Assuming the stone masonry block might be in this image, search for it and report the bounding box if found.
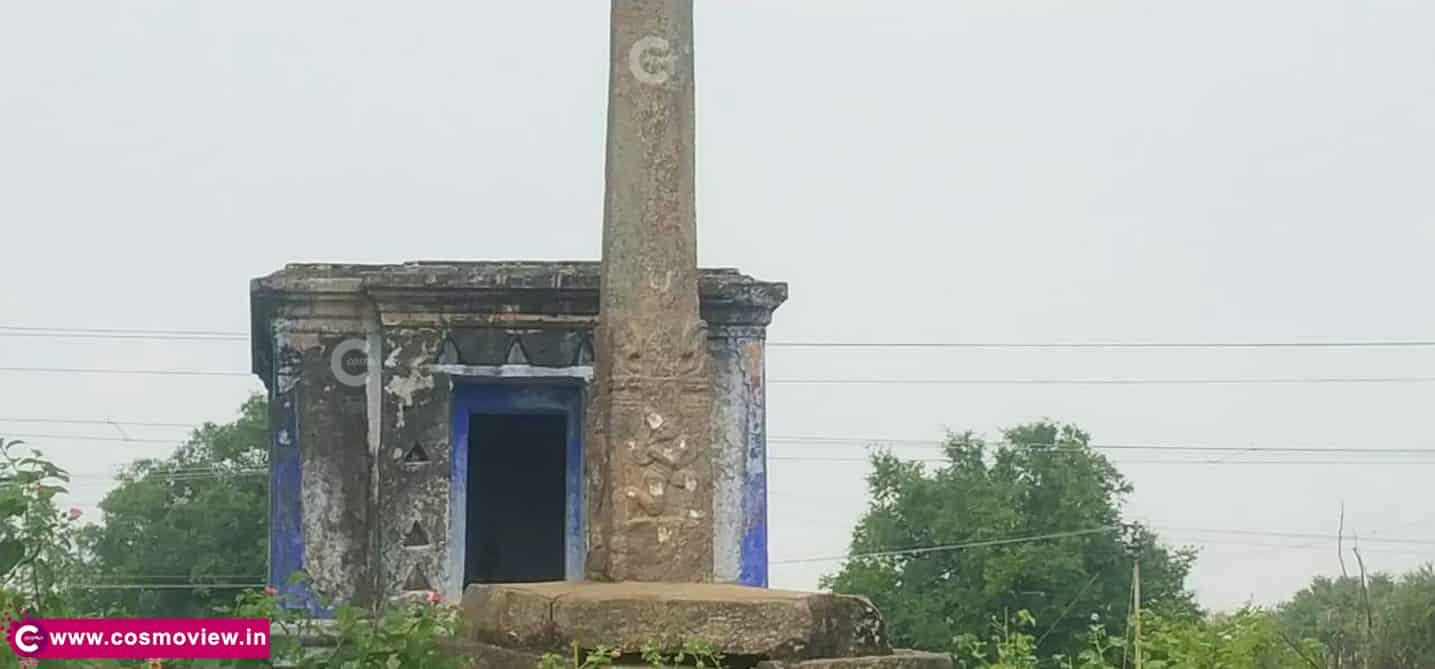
[462,582,891,661]
[758,650,953,669]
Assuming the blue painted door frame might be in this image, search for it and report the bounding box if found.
[447,379,586,594]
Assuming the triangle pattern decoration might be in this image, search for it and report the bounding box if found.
[505,338,529,364]
[401,565,433,592]
[402,442,431,465]
[403,521,431,548]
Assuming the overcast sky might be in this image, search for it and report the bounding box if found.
[3,1,1433,611]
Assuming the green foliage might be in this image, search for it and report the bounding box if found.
[227,579,465,669]
[822,422,1198,660]
[539,639,725,669]
[1379,565,1435,667]
[953,610,1124,669]
[539,644,623,669]
[954,609,1041,669]
[642,639,724,668]
[1278,566,1435,667]
[953,608,1327,669]
[0,436,82,615]
[77,394,269,617]
[1137,607,1325,669]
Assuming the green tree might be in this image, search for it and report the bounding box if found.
[1379,565,1435,667]
[1138,607,1327,669]
[822,422,1198,661]
[1278,574,1384,666]
[1279,566,1435,668]
[78,395,269,617]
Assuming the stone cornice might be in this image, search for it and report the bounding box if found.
[250,261,787,384]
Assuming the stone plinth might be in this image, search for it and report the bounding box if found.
[757,652,953,669]
[457,581,950,669]
[462,582,891,661]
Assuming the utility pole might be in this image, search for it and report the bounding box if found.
[1132,560,1143,669]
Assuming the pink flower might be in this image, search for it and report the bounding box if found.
[264,585,279,597]
[426,591,443,605]
[67,507,83,520]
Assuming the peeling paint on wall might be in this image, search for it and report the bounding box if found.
[383,337,439,430]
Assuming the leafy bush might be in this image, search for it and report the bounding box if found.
[953,607,1327,669]
[0,436,82,616]
[227,580,465,669]
[538,639,725,669]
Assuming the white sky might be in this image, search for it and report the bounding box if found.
[2,2,1433,611]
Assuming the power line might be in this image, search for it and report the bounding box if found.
[0,471,267,489]
[769,456,1435,465]
[769,340,1435,349]
[12,430,1435,463]
[2,433,183,444]
[6,365,1435,386]
[0,367,251,377]
[74,583,265,591]
[770,527,1120,565]
[0,332,248,342]
[0,325,245,337]
[1157,535,1433,558]
[767,526,1434,569]
[10,422,1435,456]
[769,376,1435,386]
[0,417,196,428]
[1153,526,1435,546]
[770,436,1435,455]
[12,429,1435,466]
[9,325,1435,349]
[0,468,265,481]
[1218,514,1435,559]
[76,574,266,581]
[1035,573,1104,648]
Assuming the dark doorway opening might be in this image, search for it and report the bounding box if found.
[465,414,567,585]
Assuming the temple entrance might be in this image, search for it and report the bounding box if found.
[464,413,568,584]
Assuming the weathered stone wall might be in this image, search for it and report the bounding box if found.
[709,325,769,586]
[376,328,450,599]
[270,323,375,610]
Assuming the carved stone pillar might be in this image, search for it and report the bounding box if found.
[587,0,713,582]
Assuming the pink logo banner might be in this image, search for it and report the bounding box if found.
[7,618,270,659]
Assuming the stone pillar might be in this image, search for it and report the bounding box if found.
[587,0,713,582]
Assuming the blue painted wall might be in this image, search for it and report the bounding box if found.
[447,380,586,592]
[269,386,308,606]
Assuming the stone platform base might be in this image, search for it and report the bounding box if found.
[452,641,950,669]
[459,582,950,669]
[757,651,952,669]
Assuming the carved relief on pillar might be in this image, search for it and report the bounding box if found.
[594,318,715,581]
[612,320,707,381]
[583,386,610,580]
